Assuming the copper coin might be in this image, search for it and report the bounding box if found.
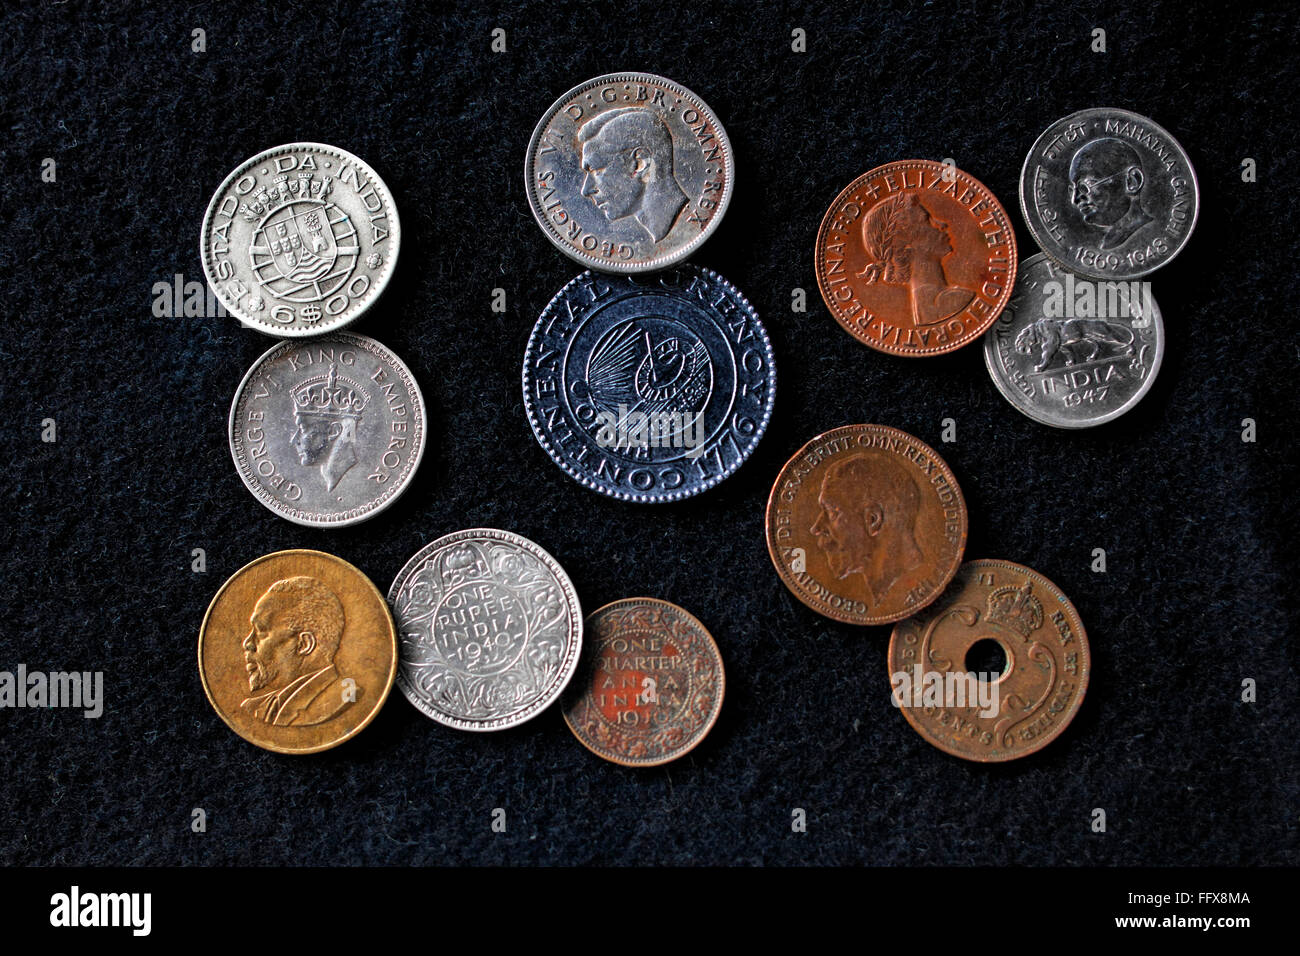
[765,424,967,625]
[562,598,724,767]
[887,559,1090,762]
[814,160,1018,356]
[198,549,397,754]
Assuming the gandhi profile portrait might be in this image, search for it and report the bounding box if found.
[1068,137,1153,249]
[240,575,355,726]
[578,107,688,242]
[858,193,975,327]
[810,453,924,605]
[290,364,368,492]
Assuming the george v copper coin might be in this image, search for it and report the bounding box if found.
[562,598,724,767]
[765,424,967,625]
[887,559,1090,762]
[814,160,1018,356]
[198,549,397,754]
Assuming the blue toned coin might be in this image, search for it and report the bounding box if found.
[522,266,776,503]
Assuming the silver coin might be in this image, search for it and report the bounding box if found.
[201,143,400,336]
[1019,108,1198,280]
[228,332,426,526]
[525,72,734,273]
[983,253,1164,428]
[388,529,583,732]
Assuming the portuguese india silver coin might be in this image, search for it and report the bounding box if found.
[522,265,776,503]
[228,332,426,526]
[1019,108,1198,280]
[525,72,734,273]
[983,253,1164,428]
[201,142,400,336]
[388,529,583,732]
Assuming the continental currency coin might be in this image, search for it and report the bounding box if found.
[525,72,734,272]
[228,332,426,527]
[522,266,775,502]
[388,529,583,732]
[814,160,1018,356]
[198,549,397,754]
[887,559,1090,762]
[1019,108,1198,280]
[200,143,400,336]
[983,253,1164,428]
[562,598,724,767]
[765,424,967,625]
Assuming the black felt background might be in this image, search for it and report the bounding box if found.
[1,0,1296,866]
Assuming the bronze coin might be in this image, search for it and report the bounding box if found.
[814,159,1018,356]
[765,424,967,625]
[562,598,724,767]
[887,559,1090,762]
[198,549,397,754]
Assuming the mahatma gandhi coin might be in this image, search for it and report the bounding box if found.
[198,549,397,754]
[983,253,1164,428]
[887,559,1090,762]
[523,266,775,502]
[200,143,400,336]
[766,424,968,625]
[814,160,1018,356]
[388,529,583,732]
[562,598,724,767]
[525,72,734,272]
[1019,108,1198,280]
[228,332,426,527]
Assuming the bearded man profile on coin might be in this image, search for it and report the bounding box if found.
[1068,137,1154,249]
[289,364,367,492]
[240,576,356,727]
[578,107,689,243]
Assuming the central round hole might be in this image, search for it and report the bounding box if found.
[964,638,1008,680]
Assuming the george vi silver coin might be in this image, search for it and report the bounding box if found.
[388,529,583,732]
[1019,108,1198,280]
[228,332,426,526]
[525,72,734,273]
[983,253,1164,428]
[201,143,400,336]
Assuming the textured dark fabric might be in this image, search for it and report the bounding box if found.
[0,0,1296,866]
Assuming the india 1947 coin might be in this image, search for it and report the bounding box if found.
[523,266,775,502]
[766,424,968,625]
[887,559,1090,762]
[1019,107,1198,280]
[983,253,1164,428]
[388,529,583,732]
[814,160,1018,356]
[228,332,426,527]
[525,73,734,273]
[200,143,400,336]
[562,598,724,767]
[198,549,397,754]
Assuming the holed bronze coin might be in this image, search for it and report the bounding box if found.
[887,559,1090,762]
[562,598,724,767]
[198,549,397,754]
[765,424,967,625]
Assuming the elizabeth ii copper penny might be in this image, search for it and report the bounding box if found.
[887,559,1090,762]
[765,424,967,625]
[814,160,1018,356]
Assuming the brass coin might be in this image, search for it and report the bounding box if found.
[198,549,397,754]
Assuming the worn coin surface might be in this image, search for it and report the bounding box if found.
[1020,108,1198,280]
[984,253,1164,427]
[562,598,724,767]
[229,332,426,527]
[766,424,967,625]
[201,142,400,336]
[525,73,733,272]
[388,529,583,732]
[198,549,397,754]
[887,559,1090,762]
[523,266,775,502]
[814,160,1018,356]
